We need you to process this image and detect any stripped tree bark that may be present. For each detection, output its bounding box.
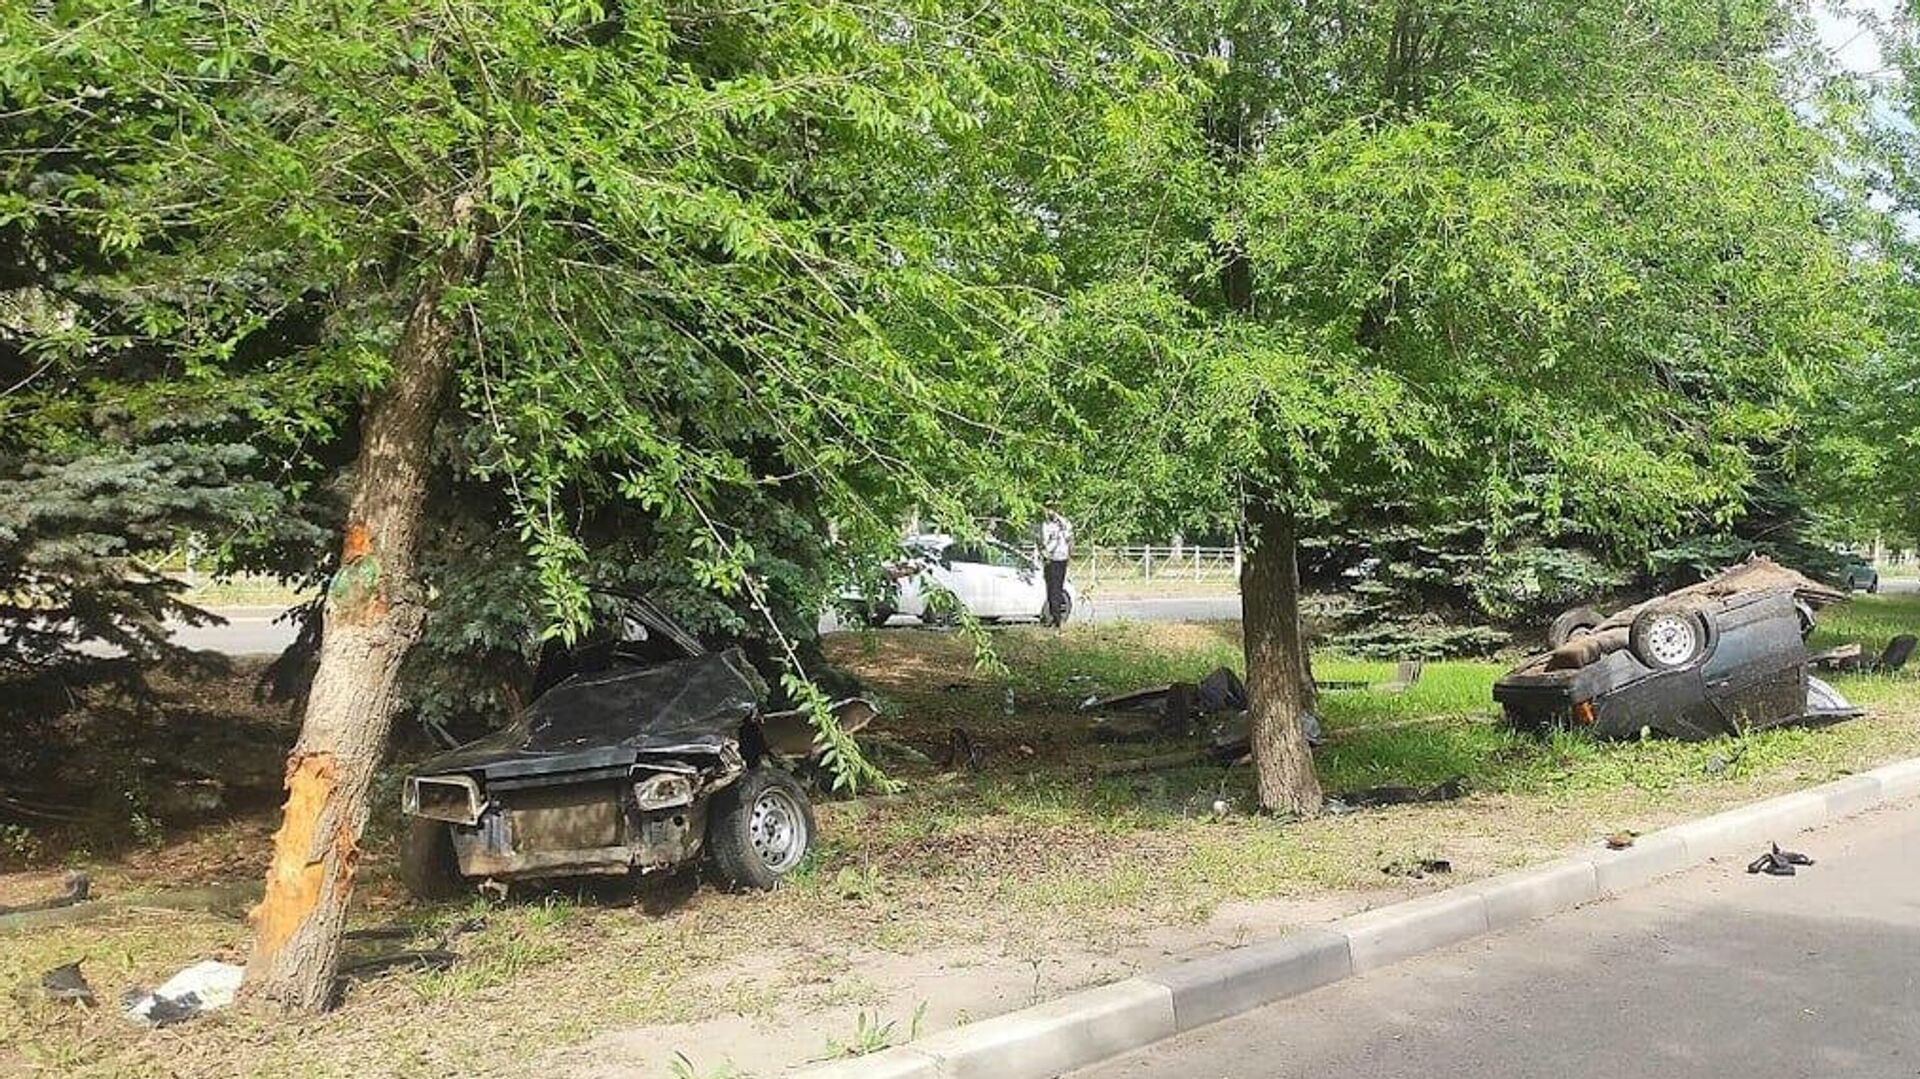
[1240,499,1323,816]
[242,195,487,1012]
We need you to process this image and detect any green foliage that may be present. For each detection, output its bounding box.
[1,0,1160,780]
[0,439,325,674]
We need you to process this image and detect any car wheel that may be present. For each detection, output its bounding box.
[398,818,464,901]
[861,601,897,628]
[706,767,816,891]
[1547,605,1606,649]
[1628,605,1710,670]
[1869,578,1880,595]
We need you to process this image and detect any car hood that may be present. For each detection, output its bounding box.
[416,648,769,779]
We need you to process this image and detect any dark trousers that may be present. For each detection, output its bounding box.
[1044,559,1069,625]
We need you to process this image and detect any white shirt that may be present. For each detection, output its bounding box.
[1041,515,1073,561]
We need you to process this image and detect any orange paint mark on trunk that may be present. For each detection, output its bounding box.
[249,753,345,956]
[342,522,372,561]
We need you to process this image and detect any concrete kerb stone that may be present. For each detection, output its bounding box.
[1143,928,1352,1032]
[1467,857,1600,930]
[1334,887,1490,972]
[1665,791,1829,861]
[1819,774,1886,818]
[790,765,1919,1079]
[1591,830,1692,895]
[902,978,1175,1079]
[1867,757,1920,801]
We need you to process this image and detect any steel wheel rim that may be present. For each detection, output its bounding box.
[749,787,807,873]
[1646,616,1697,666]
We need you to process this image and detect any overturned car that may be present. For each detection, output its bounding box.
[1494,557,1862,741]
[399,597,873,898]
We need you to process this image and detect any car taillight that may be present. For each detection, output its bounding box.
[1573,701,1597,727]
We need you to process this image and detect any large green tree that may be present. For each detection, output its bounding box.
[1022,0,1865,814]
[1,0,1127,1010]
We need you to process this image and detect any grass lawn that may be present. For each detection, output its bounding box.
[5,596,1920,1078]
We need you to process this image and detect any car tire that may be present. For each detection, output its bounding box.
[706,767,816,891]
[1869,579,1880,595]
[1628,605,1710,670]
[862,601,897,628]
[398,818,463,901]
[1547,605,1606,649]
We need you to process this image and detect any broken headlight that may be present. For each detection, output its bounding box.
[632,773,695,810]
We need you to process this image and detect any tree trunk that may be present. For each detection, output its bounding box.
[242,196,485,1012]
[1240,499,1323,816]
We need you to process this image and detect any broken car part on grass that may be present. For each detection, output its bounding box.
[123,960,244,1026]
[0,871,88,916]
[400,594,875,898]
[1085,666,1323,759]
[1494,556,1864,742]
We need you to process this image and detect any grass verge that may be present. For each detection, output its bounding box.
[4,598,1918,1077]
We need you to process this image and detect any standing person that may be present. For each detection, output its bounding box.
[1040,502,1073,626]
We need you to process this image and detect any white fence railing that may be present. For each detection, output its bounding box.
[1079,544,1242,583]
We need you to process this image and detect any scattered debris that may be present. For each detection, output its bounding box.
[1088,713,1166,744]
[1814,634,1916,674]
[1381,858,1453,879]
[1316,659,1425,694]
[1208,709,1324,758]
[1747,843,1815,877]
[124,960,244,1026]
[1084,667,1245,733]
[339,949,459,979]
[1327,777,1465,813]
[32,961,96,1007]
[1094,749,1211,776]
[1605,832,1638,850]
[1705,744,1746,776]
[343,925,416,942]
[942,727,985,771]
[0,871,90,916]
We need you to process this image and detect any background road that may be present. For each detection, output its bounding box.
[1076,801,1920,1079]
[162,578,1916,656]
[167,594,1246,655]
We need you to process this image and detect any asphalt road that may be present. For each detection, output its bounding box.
[1075,801,1920,1079]
[158,579,1916,656]
[165,594,1245,655]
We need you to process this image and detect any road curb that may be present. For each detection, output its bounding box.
[792,764,1918,1078]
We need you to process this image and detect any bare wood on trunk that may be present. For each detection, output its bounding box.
[1240,500,1323,817]
[242,194,486,1012]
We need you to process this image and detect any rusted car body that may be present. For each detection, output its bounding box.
[1495,557,1861,741]
[399,598,871,897]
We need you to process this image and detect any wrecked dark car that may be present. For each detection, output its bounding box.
[399,596,874,898]
[1494,557,1862,741]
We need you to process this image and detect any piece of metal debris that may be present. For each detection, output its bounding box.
[339,949,459,979]
[1327,777,1465,813]
[38,961,96,1006]
[1747,843,1815,877]
[1382,858,1453,879]
[123,960,244,1026]
[0,872,90,916]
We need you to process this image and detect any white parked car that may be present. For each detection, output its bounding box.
[849,533,1080,626]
